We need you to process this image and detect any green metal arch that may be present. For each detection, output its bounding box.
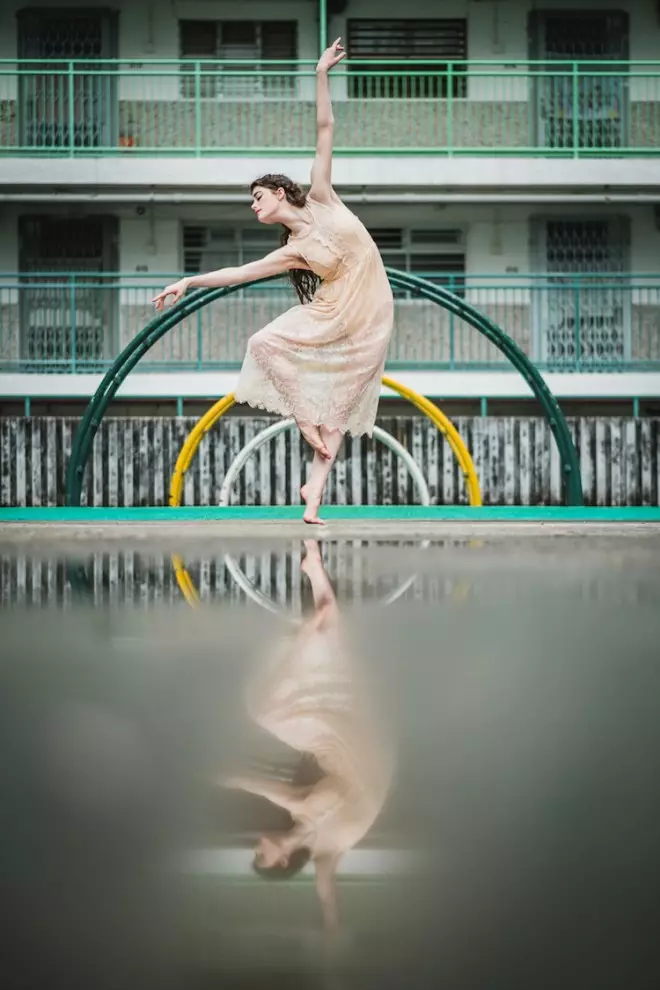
[65,269,583,506]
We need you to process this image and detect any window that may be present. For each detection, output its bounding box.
[346,20,467,99]
[532,217,630,366]
[18,215,118,368]
[530,12,629,150]
[183,226,284,280]
[370,228,465,296]
[179,20,297,98]
[17,8,118,149]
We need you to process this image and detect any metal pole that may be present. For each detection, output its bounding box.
[3,193,660,205]
[319,0,328,54]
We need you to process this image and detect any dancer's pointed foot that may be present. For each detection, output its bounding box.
[298,423,331,460]
[301,484,326,525]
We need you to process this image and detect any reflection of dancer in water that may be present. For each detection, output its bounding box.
[152,38,394,525]
[224,540,393,934]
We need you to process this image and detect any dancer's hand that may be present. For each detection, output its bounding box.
[152,277,190,310]
[220,775,246,790]
[316,37,345,73]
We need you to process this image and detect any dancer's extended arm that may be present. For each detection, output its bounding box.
[309,38,345,203]
[152,243,309,309]
[222,772,312,814]
[315,854,340,934]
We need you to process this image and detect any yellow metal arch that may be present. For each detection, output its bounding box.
[170,377,481,508]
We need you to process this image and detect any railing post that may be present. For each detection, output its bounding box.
[196,309,203,370]
[572,61,580,158]
[70,274,77,373]
[448,274,455,368]
[194,61,201,157]
[319,0,328,54]
[68,61,75,156]
[446,62,454,155]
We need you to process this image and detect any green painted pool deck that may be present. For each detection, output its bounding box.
[1,506,660,523]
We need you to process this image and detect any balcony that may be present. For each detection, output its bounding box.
[1,59,659,158]
[1,273,659,374]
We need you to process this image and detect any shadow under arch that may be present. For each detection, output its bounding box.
[65,269,583,506]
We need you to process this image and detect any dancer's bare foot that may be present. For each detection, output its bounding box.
[298,423,331,460]
[301,484,325,525]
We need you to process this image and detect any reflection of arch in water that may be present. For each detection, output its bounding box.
[172,537,482,618]
[172,420,429,613]
[61,544,427,611]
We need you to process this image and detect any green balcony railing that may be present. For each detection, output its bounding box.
[1,59,659,156]
[1,273,659,373]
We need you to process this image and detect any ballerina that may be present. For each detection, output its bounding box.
[153,38,394,523]
[222,539,394,936]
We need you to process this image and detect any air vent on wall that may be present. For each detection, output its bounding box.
[410,229,463,246]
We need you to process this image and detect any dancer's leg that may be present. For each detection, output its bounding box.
[301,539,335,608]
[301,539,339,627]
[248,334,331,461]
[296,420,331,460]
[301,427,344,525]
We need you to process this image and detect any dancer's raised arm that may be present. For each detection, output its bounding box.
[309,38,346,203]
[152,243,309,310]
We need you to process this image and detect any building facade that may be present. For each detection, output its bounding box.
[0,0,659,416]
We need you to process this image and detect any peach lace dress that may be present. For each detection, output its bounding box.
[246,619,394,859]
[234,194,394,437]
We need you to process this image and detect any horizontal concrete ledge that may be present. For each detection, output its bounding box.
[183,847,418,878]
[2,157,660,193]
[2,371,659,400]
[2,507,659,523]
[3,519,659,550]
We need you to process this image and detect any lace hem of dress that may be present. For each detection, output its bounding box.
[234,392,376,438]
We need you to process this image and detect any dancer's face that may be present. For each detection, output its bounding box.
[254,834,290,868]
[251,186,284,224]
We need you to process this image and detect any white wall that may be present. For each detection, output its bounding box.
[119,216,180,274]
[630,207,660,273]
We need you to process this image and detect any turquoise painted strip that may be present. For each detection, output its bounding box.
[1,507,660,523]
